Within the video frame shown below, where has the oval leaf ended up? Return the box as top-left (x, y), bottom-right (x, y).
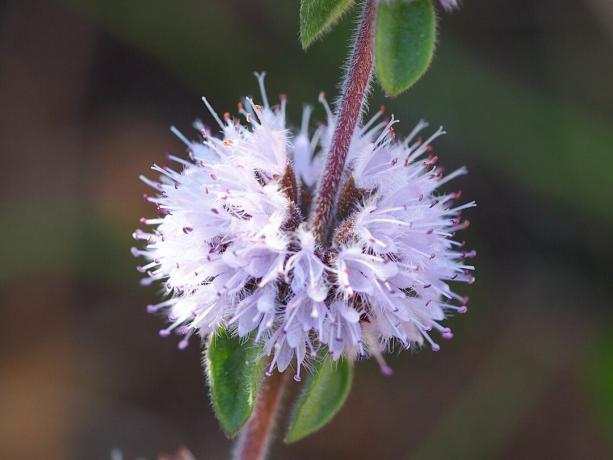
top-left (375, 0), bottom-right (436, 97)
top-left (285, 356), bottom-right (353, 443)
top-left (300, 0), bottom-right (355, 50)
top-left (204, 329), bottom-right (265, 437)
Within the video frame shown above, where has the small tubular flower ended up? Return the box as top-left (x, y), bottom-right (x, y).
top-left (134, 74), bottom-right (475, 379)
top-left (439, 0), bottom-right (460, 12)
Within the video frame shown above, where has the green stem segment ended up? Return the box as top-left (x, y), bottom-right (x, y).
top-left (310, 0), bottom-right (378, 243)
top-left (233, 371), bottom-right (290, 460)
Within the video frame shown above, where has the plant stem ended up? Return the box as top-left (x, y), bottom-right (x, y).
top-left (310, 0), bottom-right (378, 243)
top-left (233, 2), bottom-right (378, 457)
top-left (233, 371), bottom-right (290, 460)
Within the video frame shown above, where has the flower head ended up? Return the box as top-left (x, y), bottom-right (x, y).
top-left (134, 74), bottom-right (475, 380)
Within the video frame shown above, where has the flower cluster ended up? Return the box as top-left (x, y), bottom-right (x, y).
top-left (133, 74), bottom-right (475, 380)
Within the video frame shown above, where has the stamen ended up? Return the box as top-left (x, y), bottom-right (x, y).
top-left (254, 72), bottom-right (270, 109)
top-left (301, 104), bottom-right (313, 134)
top-left (373, 344), bottom-right (394, 376)
top-left (170, 126), bottom-right (191, 147)
top-left (178, 328), bottom-right (195, 350)
top-left (437, 166), bottom-right (468, 187)
top-left (139, 175), bottom-right (162, 190)
top-left (403, 119), bottom-right (429, 147)
top-left (202, 97), bottom-right (226, 129)
top-left (318, 91), bottom-right (334, 122)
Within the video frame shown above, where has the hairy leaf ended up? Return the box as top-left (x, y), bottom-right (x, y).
top-left (300, 0), bottom-right (355, 49)
top-left (285, 356), bottom-right (353, 443)
top-left (375, 0), bottom-right (436, 96)
top-left (205, 330), bottom-right (265, 437)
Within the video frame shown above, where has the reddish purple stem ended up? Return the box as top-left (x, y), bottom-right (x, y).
top-left (310, 0), bottom-right (378, 243)
top-left (233, 371), bottom-right (289, 460)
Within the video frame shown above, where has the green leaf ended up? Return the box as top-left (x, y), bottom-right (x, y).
top-left (205, 329), bottom-right (265, 437)
top-left (300, 0), bottom-right (355, 49)
top-left (375, 0), bottom-right (436, 97)
top-left (285, 356), bottom-right (353, 443)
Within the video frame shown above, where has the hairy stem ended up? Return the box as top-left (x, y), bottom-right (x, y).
top-left (233, 371), bottom-right (290, 460)
top-left (310, 0), bottom-right (378, 243)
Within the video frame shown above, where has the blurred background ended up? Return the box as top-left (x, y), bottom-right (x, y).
top-left (1, 0), bottom-right (612, 458)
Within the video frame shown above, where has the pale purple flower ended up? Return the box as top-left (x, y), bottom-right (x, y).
top-left (134, 74), bottom-right (475, 380)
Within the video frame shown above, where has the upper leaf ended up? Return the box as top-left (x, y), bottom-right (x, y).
top-left (204, 329), bottom-right (265, 437)
top-left (300, 0), bottom-right (355, 49)
top-left (284, 356), bottom-right (353, 443)
top-left (375, 0), bottom-right (436, 97)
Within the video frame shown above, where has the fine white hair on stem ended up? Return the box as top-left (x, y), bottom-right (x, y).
top-left (334, 0), bottom-right (375, 123)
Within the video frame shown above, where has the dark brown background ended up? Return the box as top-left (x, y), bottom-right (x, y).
top-left (1, 0), bottom-right (612, 459)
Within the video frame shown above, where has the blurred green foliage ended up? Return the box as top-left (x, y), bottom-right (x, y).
top-left (67, 0), bottom-right (613, 225)
top-left (586, 329), bottom-right (613, 447)
top-left (1, 201), bottom-right (132, 283)
top-left (390, 43), bottom-right (613, 224)
top-left (412, 321), bottom-right (569, 459)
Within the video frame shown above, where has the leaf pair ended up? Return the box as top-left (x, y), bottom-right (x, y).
top-left (300, 0), bottom-right (436, 97)
top-left (205, 331), bottom-right (353, 442)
